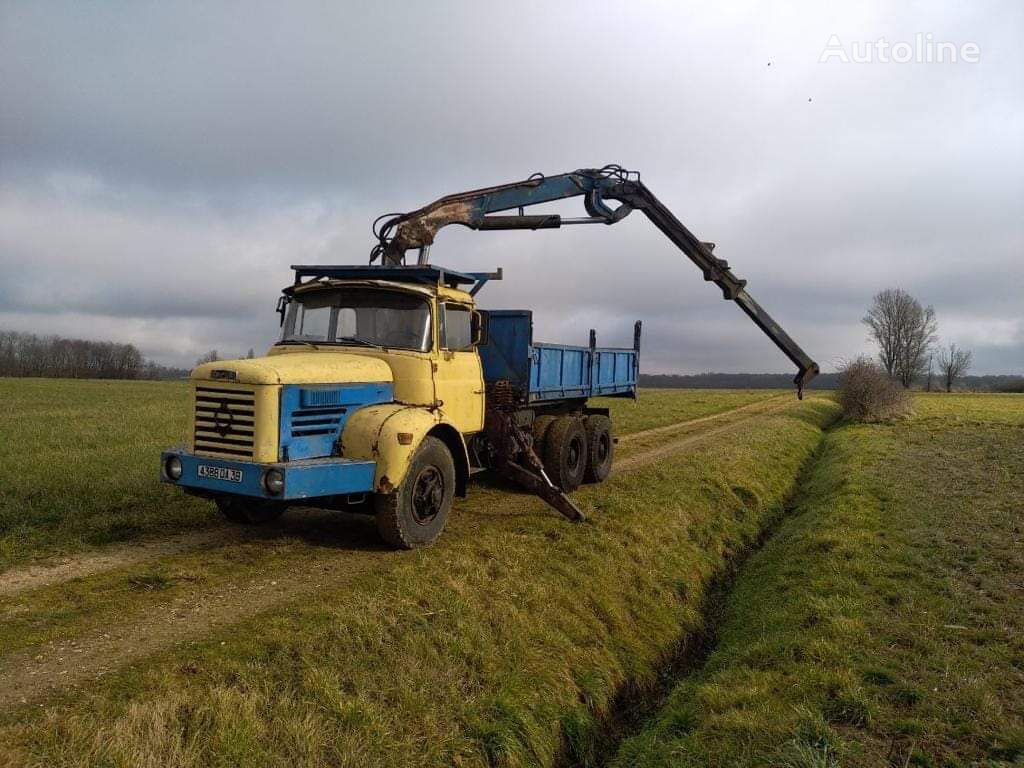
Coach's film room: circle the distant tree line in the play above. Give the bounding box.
[640,372,843,390]
[639,371,1022,392]
[0,330,188,380]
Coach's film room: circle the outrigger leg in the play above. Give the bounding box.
[486,411,586,523]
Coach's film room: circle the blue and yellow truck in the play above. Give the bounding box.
[162,166,817,548]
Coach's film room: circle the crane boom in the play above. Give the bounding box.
[371,165,819,395]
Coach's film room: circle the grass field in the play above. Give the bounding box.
[0,379,827,766]
[1,379,1020,768]
[610,393,1024,768]
[0,379,781,570]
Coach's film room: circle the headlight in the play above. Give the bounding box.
[263,468,285,496]
[165,456,183,481]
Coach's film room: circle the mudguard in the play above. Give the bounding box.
[339,404,469,494]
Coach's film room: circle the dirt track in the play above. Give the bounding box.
[0,528,237,598]
[0,396,801,709]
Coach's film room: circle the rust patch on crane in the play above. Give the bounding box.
[395,201,475,248]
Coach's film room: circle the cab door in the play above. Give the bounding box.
[433,302,485,434]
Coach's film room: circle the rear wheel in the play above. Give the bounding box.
[542,417,588,492]
[215,496,286,525]
[583,415,614,483]
[532,415,557,448]
[374,436,455,549]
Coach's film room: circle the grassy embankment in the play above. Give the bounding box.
[0,377,778,569]
[611,393,1024,768]
[0,380,833,767]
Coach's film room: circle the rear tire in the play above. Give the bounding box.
[542,417,588,492]
[215,496,286,525]
[532,415,557,447]
[583,415,614,483]
[374,436,455,549]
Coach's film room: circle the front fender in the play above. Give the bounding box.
[340,405,467,494]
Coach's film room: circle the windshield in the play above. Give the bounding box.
[279,288,432,352]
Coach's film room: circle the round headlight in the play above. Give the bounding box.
[165,456,183,481]
[263,468,285,496]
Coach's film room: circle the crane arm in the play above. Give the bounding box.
[371,166,819,395]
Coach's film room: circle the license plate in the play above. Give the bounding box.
[198,465,243,483]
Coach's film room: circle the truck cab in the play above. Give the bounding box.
[162,264,638,548]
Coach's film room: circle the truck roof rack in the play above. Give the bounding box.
[290,264,503,296]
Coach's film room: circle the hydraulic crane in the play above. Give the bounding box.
[370,165,819,396]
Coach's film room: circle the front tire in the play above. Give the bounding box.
[374,436,455,549]
[215,496,286,525]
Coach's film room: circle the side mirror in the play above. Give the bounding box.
[276,296,291,327]
[471,310,487,347]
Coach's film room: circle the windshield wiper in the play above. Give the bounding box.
[336,336,383,349]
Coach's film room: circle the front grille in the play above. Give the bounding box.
[193,386,256,458]
[289,407,347,438]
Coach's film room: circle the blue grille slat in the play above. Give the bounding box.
[300,389,346,407]
[280,383,393,461]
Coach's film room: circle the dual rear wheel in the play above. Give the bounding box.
[536,414,613,492]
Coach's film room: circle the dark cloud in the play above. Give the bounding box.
[1,1,1020,372]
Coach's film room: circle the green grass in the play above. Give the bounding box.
[0,378,778,570]
[0,378,213,568]
[610,393,1024,768]
[597,388,782,434]
[0,391,836,767]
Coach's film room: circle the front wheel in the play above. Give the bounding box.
[374,436,455,549]
[215,496,287,525]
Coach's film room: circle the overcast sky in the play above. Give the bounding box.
[1,1,1021,375]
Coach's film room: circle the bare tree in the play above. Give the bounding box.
[938,342,972,393]
[195,350,220,366]
[863,288,938,388]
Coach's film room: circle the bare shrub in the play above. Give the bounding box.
[837,357,912,422]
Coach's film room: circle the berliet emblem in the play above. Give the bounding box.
[213,401,235,436]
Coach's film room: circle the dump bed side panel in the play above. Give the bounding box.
[479,310,638,404]
[590,349,639,397]
[530,344,590,401]
[528,344,636,402]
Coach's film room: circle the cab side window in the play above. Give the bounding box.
[441,304,473,351]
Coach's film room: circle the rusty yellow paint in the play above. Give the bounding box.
[188,277,482,481]
[194,352,393,386]
[339,404,465,493]
[296,347,436,406]
[436,285,474,302]
[187,380,281,463]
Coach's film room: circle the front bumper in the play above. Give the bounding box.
[160,449,376,501]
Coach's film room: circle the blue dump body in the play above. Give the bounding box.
[478,310,638,403]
